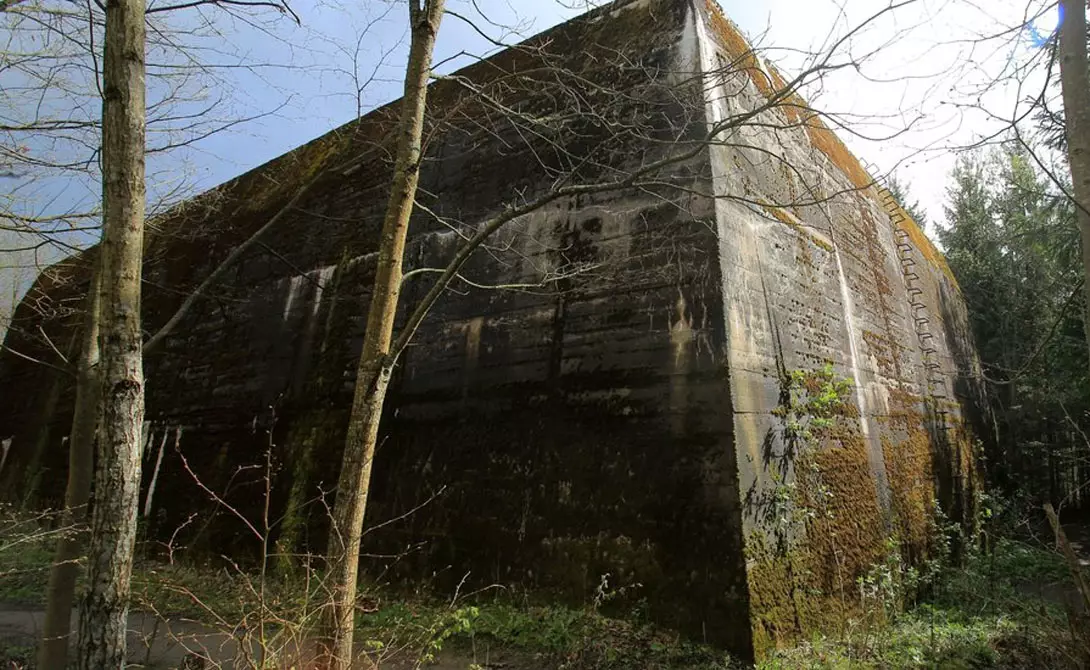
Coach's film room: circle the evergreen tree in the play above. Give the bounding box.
[939,144,1090,505]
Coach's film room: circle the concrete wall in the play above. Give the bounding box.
[690,0,984,654]
[0,0,984,660]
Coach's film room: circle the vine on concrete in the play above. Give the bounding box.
[764,363,854,548]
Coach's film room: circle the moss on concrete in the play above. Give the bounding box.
[879,390,937,560]
[745,365,886,658]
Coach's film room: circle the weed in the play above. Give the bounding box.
[0,636,33,669]
[759,534,1081,669]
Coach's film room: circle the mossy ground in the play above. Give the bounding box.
[760,535,1081,669]
[0,507,1085,669]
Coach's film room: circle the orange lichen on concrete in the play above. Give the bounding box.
[946,418,984,536]
[862,330,899,378]
[704,0,774,97]
[763,203,835,254]
[761,202,797,226]
[765,63,807,124]
[803,119,874,192]
[716,0,960,305]
[804,431,885,575]
[704,2,874,193]
[745,538,805,655]
[881,191,961,291]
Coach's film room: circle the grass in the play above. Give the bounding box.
[758,537,1082,669]
[356,602,740,669]
[0,509,67,607]
[0,508,1086,669]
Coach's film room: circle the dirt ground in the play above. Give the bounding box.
[0,605,551,669]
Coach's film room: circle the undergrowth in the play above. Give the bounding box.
[0,504,1086,668]
[761,536,1080,669]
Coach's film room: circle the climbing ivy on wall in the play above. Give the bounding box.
[761,363,855,550]
[780,364,855,444]
[745,363,871,654]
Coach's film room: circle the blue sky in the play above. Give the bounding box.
[0,0,1061,326]
[170,0,1059,223]
[176,0,782,199]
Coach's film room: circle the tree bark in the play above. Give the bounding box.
[322,2,444,668]
[1044,503,1090,612]
[75,0,146,666]
[1059,0,1090,370]
[38,267,101,670]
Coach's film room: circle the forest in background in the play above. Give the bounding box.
[933,146,1090,512]
[6,0,1090,668]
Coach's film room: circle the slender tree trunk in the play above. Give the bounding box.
[1059,0,1090,369]
[38,268,101,670]
[322,2,444,668]
[1044,503,1090,612]
[75,0,146,666]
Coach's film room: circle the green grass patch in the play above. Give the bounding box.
[354,601,739,669]
[0,505,1085,669]
[758,537,1083,669]
[0,508,66,607]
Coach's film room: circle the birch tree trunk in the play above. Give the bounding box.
[75,0,146,666]
[322,2,444,667]
[1059,0,1090,369]
[38,267,101,670]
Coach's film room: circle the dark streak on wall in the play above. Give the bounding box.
[0,0,984,661]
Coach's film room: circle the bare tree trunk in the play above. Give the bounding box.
[75,0,146,665]
[322,2,444,668]
[1059,0,1090,369]
[38,267,101,670]
[1045,503,1090,612]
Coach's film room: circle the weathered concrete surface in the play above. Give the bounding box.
[693,0,986,653]
[0,0,985,660]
